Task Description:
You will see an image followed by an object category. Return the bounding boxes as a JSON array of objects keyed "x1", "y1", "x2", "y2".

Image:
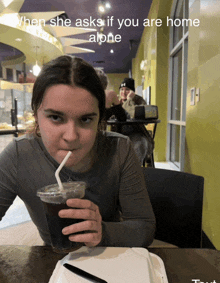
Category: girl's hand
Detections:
[
  {"x1": 127, "y1": 90, "x2": 135, "y2": 100},
  {"x1": 58, "y1": 198, "x2": 102, "y2": 247}
]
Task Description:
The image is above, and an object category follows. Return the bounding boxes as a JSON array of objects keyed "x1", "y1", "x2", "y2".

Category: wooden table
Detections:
[{"x1": 0, "y1": 246, "x2": 219, "y2": 283}]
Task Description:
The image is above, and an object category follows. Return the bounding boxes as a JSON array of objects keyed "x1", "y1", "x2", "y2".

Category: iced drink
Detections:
[{"x1": 37, "y1": 181, "x2": 86, "y2": 253}]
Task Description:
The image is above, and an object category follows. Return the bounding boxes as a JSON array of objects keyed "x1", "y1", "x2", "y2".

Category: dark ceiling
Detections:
[{"x1": 1, "y1": 0, "x2": 153, "y2": 73}]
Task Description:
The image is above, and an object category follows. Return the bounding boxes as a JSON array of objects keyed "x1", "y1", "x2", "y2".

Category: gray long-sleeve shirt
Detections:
[{"x1": 0, "y1": 131, "x2": 155, "y2": 247}]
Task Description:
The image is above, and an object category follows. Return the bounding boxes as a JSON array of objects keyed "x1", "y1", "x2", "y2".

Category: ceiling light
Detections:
[
  {"x1": 110, "y1": 49, "x2": 114, "y2": 53},
  {"x1": 33, "y1": 62, "x2": 41, "y2": 76},
  {"x1": 98, "y1": 0, "x2": 111, "y2": 13},
  {"x1": 105, "y1": 2, "x2": 111, "y2": 9},
  {"x1": 98, "y1": 4, "x2": 105, "y2": 13},
  {"x1": 32, "y1": 46, "x2": 41, "y2": 76},
  {"x1": 15, "y1": 38, "x2": 22, "y2": 42}
]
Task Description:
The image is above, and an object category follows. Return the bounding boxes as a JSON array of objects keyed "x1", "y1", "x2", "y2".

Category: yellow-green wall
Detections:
[
  {"x1": 132, "y1": 0, "x2": 220, "y2": 249},
  {"x1": 185, "y1": 0, "x2": 220, "y2": 249},
  {"x1": 132, "y1": 41, "x2": 144, "y2": 88}
]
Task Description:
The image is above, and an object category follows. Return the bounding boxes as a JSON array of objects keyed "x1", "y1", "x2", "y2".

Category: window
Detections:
[{"x1": 167, "y1": 0, "x2": 188, "y2": 171}]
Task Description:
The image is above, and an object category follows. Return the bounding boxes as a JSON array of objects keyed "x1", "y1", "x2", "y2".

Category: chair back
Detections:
[{"x1": 143, "y1": 167, "x2": 204, "y2": 248}]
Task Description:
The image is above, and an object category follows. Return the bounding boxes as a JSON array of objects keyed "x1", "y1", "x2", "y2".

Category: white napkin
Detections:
[{"x1": 49, "y1": 247, "x2": 168, "y2": 283}]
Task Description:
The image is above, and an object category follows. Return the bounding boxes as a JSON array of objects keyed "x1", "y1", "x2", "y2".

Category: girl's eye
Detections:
[
  {"x1": 81, "y1": 117, "x2": 93, "y2": 124},
  {"x1": 48, "y1": 115, "x2": 63, "y2": 122}
]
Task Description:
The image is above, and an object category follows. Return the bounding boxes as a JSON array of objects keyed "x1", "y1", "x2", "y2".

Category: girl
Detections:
[{"x1": 0, "y1": 56, "x2": 155, "y2": 248}]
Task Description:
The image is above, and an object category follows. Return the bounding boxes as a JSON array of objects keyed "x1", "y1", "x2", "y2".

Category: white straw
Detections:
[{"x1": 55, "y1": 151, "x2": 72, "y2": 190}]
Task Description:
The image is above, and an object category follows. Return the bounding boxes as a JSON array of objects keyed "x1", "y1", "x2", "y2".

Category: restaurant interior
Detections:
[{"x1": 0, "y1": 0, "x2": 220, "y2": 282}]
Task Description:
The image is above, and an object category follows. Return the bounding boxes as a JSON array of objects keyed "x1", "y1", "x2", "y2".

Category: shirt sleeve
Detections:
[
  {"x1": 0, "y1": 140, "x2": 18, "y2": 220},
  {"x1": 99, "y1": 138, "x2": 156, "y2": 247},
  {"x1": 134, "y1": 95, "x2": 147, "y2": 105}
]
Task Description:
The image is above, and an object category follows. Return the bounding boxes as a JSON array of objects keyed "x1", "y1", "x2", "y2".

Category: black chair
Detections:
[{"x1": 143, "y1": 167, "x2": 204, "y2": 248}]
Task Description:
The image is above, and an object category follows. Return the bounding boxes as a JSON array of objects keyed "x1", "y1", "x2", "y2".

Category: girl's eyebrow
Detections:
[
  {"x1": 44, "y1": 109, "x2": 64, "y2": 116},
  {"x1": 81, "y1": 112, "x2": 98, "y2": 117},
  {"x1": 44, "y1": 109, "x2": 98, "y2": 117}
]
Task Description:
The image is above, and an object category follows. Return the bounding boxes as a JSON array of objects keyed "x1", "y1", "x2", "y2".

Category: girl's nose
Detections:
[{"x1": 62, "y1": 121, "x2": 79, "y2": 143}]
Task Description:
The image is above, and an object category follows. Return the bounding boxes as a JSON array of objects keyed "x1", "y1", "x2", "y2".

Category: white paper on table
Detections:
[{"x1": 49, "y1": 247, "x2": 169, "y2": 283}]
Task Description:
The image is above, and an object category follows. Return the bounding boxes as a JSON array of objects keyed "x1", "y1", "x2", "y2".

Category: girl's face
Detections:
[
  {"x1": 120, "y1": 87, "x2": 130, "y2": 101},
  {"x1": 36, "y1": 84, "x2": 100, "y2": 170}
]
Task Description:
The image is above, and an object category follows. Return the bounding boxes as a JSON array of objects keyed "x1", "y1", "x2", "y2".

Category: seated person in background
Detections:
[
  {"x1": 119, "y1": 78, "x2": 146, "y2": 114},
  {"x1": 0, "y1": 56, "x2": 155, "y2": 248},
  {"x1": 96, "y1": 70, "x2": 154, "y2": 165},
  {"x1": 95, "y1": 68, "x2": 127, "y2": 122},
  {"x1": 119, "y1": 78, "x2": 154, "y2": 165}
]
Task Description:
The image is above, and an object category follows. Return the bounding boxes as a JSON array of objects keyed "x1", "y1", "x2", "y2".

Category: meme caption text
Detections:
[{"x1": 19, "y1": 15, "x2": 200, "y2": 43}]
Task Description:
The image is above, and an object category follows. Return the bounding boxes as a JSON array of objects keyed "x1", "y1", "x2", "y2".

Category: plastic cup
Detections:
[{"x1": 37, "y1": 181, "x2": 86, "y2": 253}]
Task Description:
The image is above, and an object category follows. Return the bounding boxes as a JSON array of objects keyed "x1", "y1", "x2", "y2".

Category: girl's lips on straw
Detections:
[
  {"x1": 62, "y1": 148, "x2": 78, "y2": 151},
  {"x1": 63, "y1": 148, "x2": 79, "y2": 152}
]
